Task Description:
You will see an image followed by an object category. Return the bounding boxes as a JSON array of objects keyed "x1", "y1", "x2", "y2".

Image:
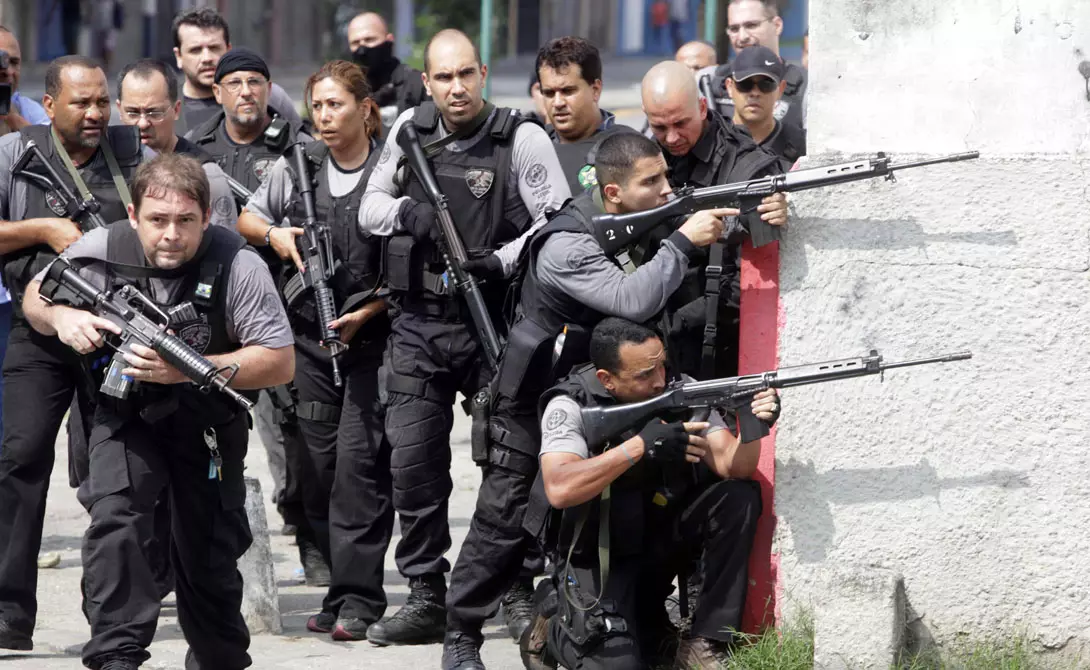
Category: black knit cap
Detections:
[{"x1": 214, "y1": 47, "x2": 270, "y2": 84}]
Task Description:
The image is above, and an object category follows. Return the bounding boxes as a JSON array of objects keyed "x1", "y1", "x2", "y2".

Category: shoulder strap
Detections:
[
  {"x1": 190, "y1": 111, "x2": 225, "y2": 144},
  {"x1": 412, "y1": 101, "x2": 441, "y2": 132},
  {"x1": 490, "y1": 106, "x2": 525, "y2": 142},
  {"x1": 174, "y1": 136, "x2": 216, "y2": 164},
  {"x1": 105, "y1": 125, "x2": 142, "y2": 167}
]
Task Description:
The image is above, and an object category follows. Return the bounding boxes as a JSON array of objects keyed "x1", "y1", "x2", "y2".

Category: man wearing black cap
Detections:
[
  {"x1": 726, "y1": 46, "x2": 805, "y2": 171},
  {"x1": 185, "y1": 47, "x2": 311, "y2": 200}
]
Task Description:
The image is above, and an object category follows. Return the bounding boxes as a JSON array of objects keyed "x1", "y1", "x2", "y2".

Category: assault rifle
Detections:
[
  {"x1": 285, "y1": 141, "x2": 347, "y2": 386},
  {"x1": 12, "y1": 139, "x2": 110, "y2": 230},
  {"x1": 592, "y1": 151, "x2": 980, "y2": 253},
  {"x1": 223, "y1": 172, "x2": 253, "y2": 210},
  {"x1": 580, "y1": 350, "x2": 972, "y2": 447},
  {"x1": 43, "y1": 257, "x2": 254, "y2": 410},
  {"x1": 397, "y1": 122, "x2": 505, "y2": 371}
]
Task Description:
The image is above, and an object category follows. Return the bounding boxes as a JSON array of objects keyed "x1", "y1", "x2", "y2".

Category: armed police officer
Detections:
[
  {"x1": 642, "y1": 60, "x2": 787, "y2": 379},
  {"x1": 0, "y1": 56, "x2": 150, "y2": 651},
  {"x1": 116, "y1": 58, "x2": 238, "y2": 228},
  {"x1": 535, "y1": 37, "x2": 635, "y2": 194},
  {"x1": 345, "y1": 11, "x2": 427, "y2": 131},
  {"x1": 358, "y1": 27, "x2": 569, "y2": 655},
  {"x1": 237, "y1": 59, "x2": 392, "y2": 643},
  {"x1": 725, "y1": 46, "x2": 805, "y2": 171},
  {"x1": 171, "y1": 8, "x2": 303, "y2": 136},
  {"x1": 23, "y1": 153, "x2": 294, "y2": 670},
  {"x1": 529, "y1": 318, "x2": 776, "y2": 670},
  {"x1": 448, "y1": 131, "x2": 735, "y2": 669}
]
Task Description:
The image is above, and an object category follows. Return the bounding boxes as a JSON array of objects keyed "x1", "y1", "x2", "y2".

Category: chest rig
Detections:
[{"x1": 189, "y1": 110, "x2": 296, "y2": 193}]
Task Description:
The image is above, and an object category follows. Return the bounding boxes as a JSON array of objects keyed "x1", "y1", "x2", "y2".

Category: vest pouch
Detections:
[
  {"x1": 607, "y1": 487, "x2": 645, "y2": 559},
  {"x1": 556, "y1": 594, "x2": 627, "y2": 649},
  {"x1": 496, "y1": 317, "x2": 555, "y2": 399},
  {"x1": 469, "y1": 387, "x2": 492, "y2": 465},
  {"x1": 384, "y1": 235, "x2": 422, "y2": 293}
]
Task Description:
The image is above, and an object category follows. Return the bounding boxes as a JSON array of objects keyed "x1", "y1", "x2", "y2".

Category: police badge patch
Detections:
[
  {"x1": 178, "y1": 320, "x2": 212, "y2": 353},
  {"x1": 252, "y1": 158, "x2": 276, "y2": 183},
  {"x1": 465, "y1": 169, "x2": 495, "y2": 199},
  {"x1": 774, "y1": 100, "x2": 790, "y2": 121},
  {"x1": 45, "y1": 193, "x2": 67, "y2": 216}
]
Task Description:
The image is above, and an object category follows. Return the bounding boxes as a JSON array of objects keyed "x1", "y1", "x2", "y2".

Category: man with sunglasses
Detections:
[
  {"x1": 710, "y1": 0, "x2": 807, "y2": 132},
  {"x1": 726, "y1": 46, "x2": 806, "y2": 171}
]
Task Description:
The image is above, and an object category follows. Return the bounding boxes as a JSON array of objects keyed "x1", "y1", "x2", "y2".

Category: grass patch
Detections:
[{"x1": 723, "y1": 612, "x2": 814, "y2": 669}]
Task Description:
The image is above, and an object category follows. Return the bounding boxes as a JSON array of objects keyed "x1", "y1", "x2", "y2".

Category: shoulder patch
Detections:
[
  {"x1": 213, "y1": 195, "x2": 234, "y2": 217},
  {"x1": 252, "y1": 158, "x2": 276, "y2": 183},
  {"x1": 545, "y1": 408, "x2": 568, "y2": 430},
  {"x1": 525, "y1": 163, "x2": 548, "y2": 188},
  {"x1": 577, "y1": 165, "x2": 598, "y2": 191}
]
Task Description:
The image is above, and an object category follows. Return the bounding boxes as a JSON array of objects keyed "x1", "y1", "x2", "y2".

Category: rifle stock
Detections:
[
  {"x1": 580, "y1": 349, "x2": 972, "y2": 448},
  {"x1": 396, "y1": 122, "x2": 505, "y2": 371},
  {"x1": 592, "y1": 151, "x2": 980, "y2": 255},
  {"x1": 12, "y1": 140, "x2": 109, "y2": 230}
]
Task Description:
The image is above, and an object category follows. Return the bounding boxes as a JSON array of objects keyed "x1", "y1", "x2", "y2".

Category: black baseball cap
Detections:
[{"x1": 731, "y1": 46, "x2": 784, "y2": 83}]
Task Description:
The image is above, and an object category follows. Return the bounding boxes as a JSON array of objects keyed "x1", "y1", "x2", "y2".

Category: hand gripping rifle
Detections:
[
  {"x1": 286, "y1": 141, "x2": 347, "y2": 386},
  {"x1": 397, "y1": 122, "x2": 505, "y2": 371},
  {"x1": 592, "y1": 151, "x2": 981, "y2": 253},
  {"x1": 580, "y1": 350, "x2": 972, "y2": 448},
  {"x1": 43, "y1": 257, "x2": 254, "y2": 410},
  {"x1": 12, "y1": 139, "x2": 109, "y2": 230}
]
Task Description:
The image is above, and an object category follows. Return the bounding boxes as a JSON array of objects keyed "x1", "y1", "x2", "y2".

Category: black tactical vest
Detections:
[
  {"x1": 93, "y1": 223, "x2": 248, "y2": 427},
  {"x1": 495, "y1": 194, "x2": 611, "y2": 403},
  {"x1": 550, "y1": 121, "x2": 637, "y2": 196},
  {"x1": 188, "y1": 110, "x2": 302, "y2": 193},
  {"x1": 282, "y1": 139, "x2": 390, "y2": 355},
  {"x1": 174, "y1": 135, "x2": 217, "y2": 165},
  {"x1": 4, "y1": 125, "x2": 142, "y2": 320}
]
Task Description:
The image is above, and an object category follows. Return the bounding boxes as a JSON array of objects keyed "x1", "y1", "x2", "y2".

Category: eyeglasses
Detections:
[
  {"x1": 733, "y1": 77, "x2": 778, "y2": 94},
  {"x1": 120, "y1": 107, "x2": 170, "y2": 122},
  {"x1": 726, "y1": 17, "x2": 772, "y2": 35},
  {"x1": 220, "y1": 77, "x2": 267, "y2": 93}
]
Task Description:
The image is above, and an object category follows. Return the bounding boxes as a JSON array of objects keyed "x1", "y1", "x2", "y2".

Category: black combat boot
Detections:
[
  {"x1": 365, "y1": 574, "x2": 446, "y2": 645},
  {"x1": 0, "y1": 618, "x2": 32, "y2": 651},
  {"x1": 500, "y1": 579, "x2": 536, "y2": 641},
  {"x1": 297, "y1": 534, "x2": 331, "y2": 587},
  {"x1": 100, "y1": 658, "x2": 139, "y2": 670},
  {"x1": 441, "y1": 631, "x2": 486, "y2": 670}
]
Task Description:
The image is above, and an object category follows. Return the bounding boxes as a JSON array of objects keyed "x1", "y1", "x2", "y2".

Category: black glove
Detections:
[
  {"x1": 637, "y1": 420, "x2": 691, "y2": 464},
  {"x1": 398, "y1": 199, "x2": 440, "y2": 243},
  {"x1": 462, "y1": 255, "x2": 504, "y2": 283}
]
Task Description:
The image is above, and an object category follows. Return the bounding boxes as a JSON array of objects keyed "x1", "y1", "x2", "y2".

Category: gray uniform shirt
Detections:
[
  {"x1": 201, "y1": 161, "x2": 239, "y2": 229},
  {"x1": 540, "y1": 376, "x2": 727, "y2": 460},
  {"x1": 359, "y1": 107, "x2": 571, "y2": 276},
  {"x1": 32, "y1": 227, "x2": 294, "y2": 349},
  {"x1": 244, "y1": 153, "x2": 366, "y2": 226},
  {"x1": 0, "y1": 132, "x2": 155, "y2": 224}
]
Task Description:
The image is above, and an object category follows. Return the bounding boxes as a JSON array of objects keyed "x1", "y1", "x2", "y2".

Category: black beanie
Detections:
[{"x1": 214, "y1": 47, "x2": 270, "y2": 84}]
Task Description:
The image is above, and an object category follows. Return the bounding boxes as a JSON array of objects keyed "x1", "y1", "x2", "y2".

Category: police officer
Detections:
[
  {"x1": 22, "y1": 153, "x2": 295, "y2": 670},
  {"x1": 237, "y1": 59, "x2": 391, "y2": 643},
  {"x1": 171, "y1": 7, "x2": 303, "y2": 136},
  {"x1": 709, "y1": 0, "x2": 807, "y2": 131},
  {"x1": 447, "y1": 132, "x2": 734, "y2": 668},
  {"x1": 675, "y1": 40, "x2": 718, "y2": 73},
  {"x1": 535, "y1": 37, "x2": 638, "y2": 195},
  {"x1": 359, "y1": 27, "x2": 569, "y2": 654},
  {"x1": 642, "y1": 60, "x2": 788, "y2": 379},
  {"x1": 724, "y1": 46, "x2": 805, "y2": 171},
  {"x1": 0, "y1": 55, "x2": 149, "y2": 651},
  {"x1": 116, "y1": 58, "x2": 238, "y2": 228},
  {"x1": 345, "y1": 11, "x2": 427, "y2": 131},
  {"x1": 530, "y1": 317, "x2": 777, "y2": 670}
]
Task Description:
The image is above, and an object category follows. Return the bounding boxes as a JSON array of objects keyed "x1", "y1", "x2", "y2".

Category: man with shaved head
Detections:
[
  {"x1": 641, "y1": 59, "x2": 787, "y2": 380},
  {"x1": 675, "y1": 40, "x2": 717, "y2": 73},
  {"x1": 345, "y1": 11, "x2": 426, "y2": 130},
  {"x1": 360, "y1": 28, "x2": 569, "y2": 665}
]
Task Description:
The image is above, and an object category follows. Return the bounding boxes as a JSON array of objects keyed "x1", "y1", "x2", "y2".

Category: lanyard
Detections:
[{"x1": 50, "y1": 126, "x2": 133, "y2": 210}]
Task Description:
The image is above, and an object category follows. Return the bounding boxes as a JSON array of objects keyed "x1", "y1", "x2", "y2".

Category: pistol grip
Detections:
[{"x1": 737, "y1": 405, "x2": 770, "y2": 444}]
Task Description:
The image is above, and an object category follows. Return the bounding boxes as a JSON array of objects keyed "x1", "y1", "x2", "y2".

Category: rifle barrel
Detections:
[
  {"x1": 888, "y1": 151, "x2": 980, "y2": 171},
  {"x1": 881, "y1": 351, "x2": 973, "y2": 370}
]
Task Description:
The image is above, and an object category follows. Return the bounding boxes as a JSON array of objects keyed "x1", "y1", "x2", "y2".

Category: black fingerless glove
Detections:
[
  {"x1": 398, "y1": 199, "x2": 440, "y2": 243},
  {"x1": 637, "y1": 420, "x2": 690, "y2": 464}
]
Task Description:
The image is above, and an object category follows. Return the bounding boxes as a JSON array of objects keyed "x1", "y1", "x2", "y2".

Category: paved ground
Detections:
[{"x1": 2, "y1": 411, "x2": 526, "y2": 670}]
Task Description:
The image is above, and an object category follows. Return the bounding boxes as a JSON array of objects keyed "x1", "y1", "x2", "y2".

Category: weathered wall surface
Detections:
[{"x1": 778, "y1": 0, "x2": 1090, "y2": 659}]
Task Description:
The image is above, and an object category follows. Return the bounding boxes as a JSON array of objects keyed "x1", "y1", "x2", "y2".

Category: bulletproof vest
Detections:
[
  {"x1": 3, "y1": 125, "x2": 142, "y2": 320},
  {"x1": 761, "y1": 119, "x2": 807, "y2": 172},
  {"x1": 188, "y1": 109, "x2": 300, "y2": 193},
  {"x1": 94, "y1": 223, "x2": 247, "y2": 426},
  {"x1": 283, "y1": 139, "x2": 390, "y2": 351},
  {"x1": 495, "y1": 194, "x2": 611, "y2": 403},
  {"x1": 174, "y1": 135, "x2": 217, "y2": 164},
  {"x1": 373, "y1": 62, "x2": 427, "y2": 131},
  {"x1": 551, "y1": 122, "x2": 637, "y2": 195}
]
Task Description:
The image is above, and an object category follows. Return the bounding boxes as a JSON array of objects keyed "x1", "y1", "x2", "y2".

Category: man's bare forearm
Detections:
[
  {"x1": 704, "y1": 429, "x2": 761, "y2": 480},
  {"x1": 543, "y1": 437, "x2": 645, "y2": 509},
  {"x1": 0, "y1": 218, "x2": 62, "y2": 255},
  {"x1": 21, "y1": 280, "x2": 59, "y2": 336},
  {"x1": 206, "y1": 345, "x2": 294, "y2": 390},
  {"x1": 236, "y1": 211, "x2": 272, "y2": 246}
]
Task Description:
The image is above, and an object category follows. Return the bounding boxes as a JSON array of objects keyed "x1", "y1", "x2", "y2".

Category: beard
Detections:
[{"x1": 57, "y1": 121, "x2": 102, "y2": 151}]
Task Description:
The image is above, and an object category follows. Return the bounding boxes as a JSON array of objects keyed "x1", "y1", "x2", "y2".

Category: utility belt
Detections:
[{"x1": 384, "y1": 234, "x2": 499, "y2": 304}]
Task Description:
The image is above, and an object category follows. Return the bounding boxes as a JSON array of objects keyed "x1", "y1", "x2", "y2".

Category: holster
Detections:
[
  {"x1": 384, "y1": 235, "x2": 422, "y2": 293},
  {"x1": 469, "y1": 386, "x2": 492, "y2": 466}
]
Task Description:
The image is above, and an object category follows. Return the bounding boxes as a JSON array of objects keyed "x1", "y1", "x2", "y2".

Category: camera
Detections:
[{"x1": 0, "y1": 49, "x2": 11, "y2": 117}]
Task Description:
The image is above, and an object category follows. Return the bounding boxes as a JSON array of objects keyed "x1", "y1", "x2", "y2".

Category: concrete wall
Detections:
[{"x1": 777, "y1": 0, "x2": 1090, "y2": 660}]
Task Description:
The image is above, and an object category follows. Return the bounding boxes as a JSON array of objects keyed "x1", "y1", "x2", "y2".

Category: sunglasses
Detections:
[{"x1": 734, "y1": 77, "x2": 778, "y2": 94}]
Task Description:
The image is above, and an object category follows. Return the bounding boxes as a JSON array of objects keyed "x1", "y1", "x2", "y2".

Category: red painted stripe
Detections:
[{"x1": 738, "y1": 237, "x2": 781, "y2": 633}]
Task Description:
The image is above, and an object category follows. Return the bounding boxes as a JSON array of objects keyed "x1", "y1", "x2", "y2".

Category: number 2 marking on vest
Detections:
[{"x1": 606, "y1": 229, "x2": 616, "y2": 241}]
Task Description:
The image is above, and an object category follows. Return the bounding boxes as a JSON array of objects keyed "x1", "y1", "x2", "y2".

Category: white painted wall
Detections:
[{"x1": 777, "y1": 0, "x2": 1090, "y2": 659}]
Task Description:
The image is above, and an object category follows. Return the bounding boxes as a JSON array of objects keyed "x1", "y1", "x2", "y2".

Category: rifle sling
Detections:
[
  {"x1": 701, "y1": 242, "x2": 725, "y2": 374},
  {"x1": 421, "y1": 102, "x2": 495, "y2": 157},
  {"x1": 561, "y1": 482, "x2": 611, "y2": 615},
  {"x1": 51, "y1": 126, "x2": 133, "y2": 211}
]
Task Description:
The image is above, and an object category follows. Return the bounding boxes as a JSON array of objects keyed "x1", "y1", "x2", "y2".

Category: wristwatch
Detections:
[{"x1": 263, "y1": 226, "x2": 273, "y2": 246}]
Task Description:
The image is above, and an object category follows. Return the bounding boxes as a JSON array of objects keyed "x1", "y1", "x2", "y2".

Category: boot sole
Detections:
[
  {"x1": 307, "y1": 620, "x2": 333, "y2": 634},
  {"x1": 331, "y1": 625, "x2": 368, "y2": 642},
  {"x1": 367, "y1": 631, "x2": 445, "y2": 647}
]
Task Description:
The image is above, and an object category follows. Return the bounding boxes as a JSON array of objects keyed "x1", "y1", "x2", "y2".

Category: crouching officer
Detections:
[
  {"x1": 448, "y1": 131, "x2": 732, "y2": 662},
  {"x1": 22, "y1": 154, "x2": 295, "y2": 670},
  {"x1": 522, "y1": 318, "x2": 777, "y2": 670},
  {"x1": 237, "y1": 59, "x2": 392, "y2": 642}
]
